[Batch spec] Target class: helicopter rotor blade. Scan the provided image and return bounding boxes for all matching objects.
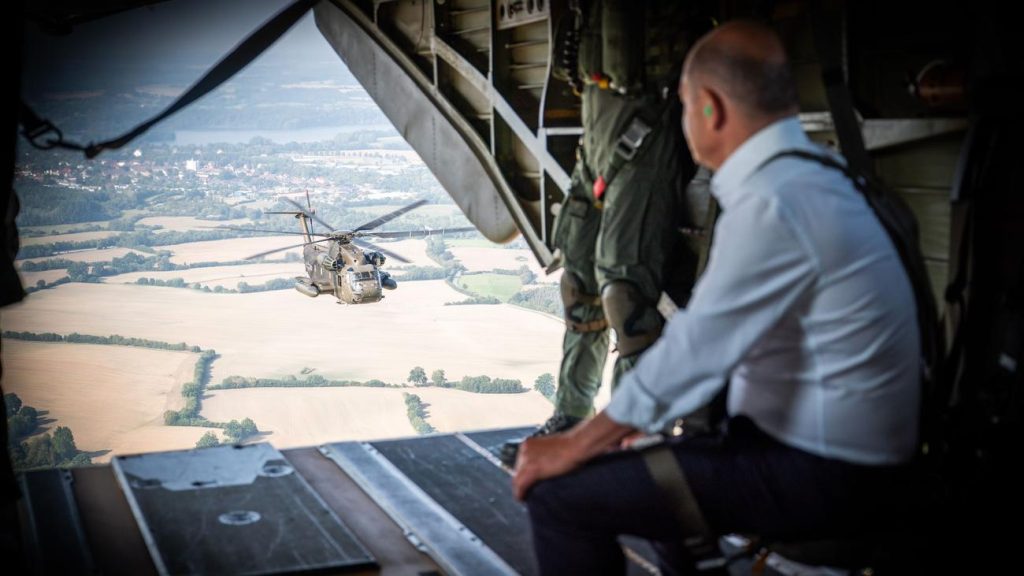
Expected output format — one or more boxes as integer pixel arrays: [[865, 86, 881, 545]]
[[244, 237, 333, 260], [281, 197, 338, 231], [351, 199, 428, 232], [355, 226, 478, 239], [199, 225, 331, 237], [305, 190, 315, 236], [352, 238, 411, 264]]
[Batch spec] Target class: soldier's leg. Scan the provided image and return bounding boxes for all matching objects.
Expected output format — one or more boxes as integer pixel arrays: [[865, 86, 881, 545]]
[[595, 123, 690, 387], [552, 159, 611, 414], [499, 162, 609, 466], [554, 272, 609, 419]]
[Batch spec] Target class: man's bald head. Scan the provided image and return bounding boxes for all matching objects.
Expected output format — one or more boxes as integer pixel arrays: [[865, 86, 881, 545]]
[[683, 21, 798, 120]]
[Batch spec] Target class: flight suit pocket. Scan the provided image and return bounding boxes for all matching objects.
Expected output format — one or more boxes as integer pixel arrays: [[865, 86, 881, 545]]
[[553, 167, 602, 285]]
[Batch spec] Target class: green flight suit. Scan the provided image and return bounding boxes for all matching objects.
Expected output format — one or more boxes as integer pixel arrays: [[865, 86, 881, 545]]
[[550, 0, 704, 418]]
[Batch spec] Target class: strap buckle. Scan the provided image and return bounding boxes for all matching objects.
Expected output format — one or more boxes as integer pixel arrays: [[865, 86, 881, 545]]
[[23, 119, 63, 151], [614, 117, 653, 161]]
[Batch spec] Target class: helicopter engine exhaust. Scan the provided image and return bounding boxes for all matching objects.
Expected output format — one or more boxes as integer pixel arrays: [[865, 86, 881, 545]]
[[294, 278, 320, 298]]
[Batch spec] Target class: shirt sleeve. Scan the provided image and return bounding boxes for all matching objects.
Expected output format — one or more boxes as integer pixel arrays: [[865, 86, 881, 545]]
[[606, 195, 820, 431]]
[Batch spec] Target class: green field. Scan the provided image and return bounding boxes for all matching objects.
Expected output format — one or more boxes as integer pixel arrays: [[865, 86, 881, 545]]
[[458, 273, 522, 302]]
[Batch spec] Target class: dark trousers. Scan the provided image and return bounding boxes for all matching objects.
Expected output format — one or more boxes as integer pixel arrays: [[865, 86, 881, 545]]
[[525, 416, 916, 575]]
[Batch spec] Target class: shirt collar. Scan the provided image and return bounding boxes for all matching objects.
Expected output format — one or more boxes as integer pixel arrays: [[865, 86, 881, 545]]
[[709, 116, 813, 210]]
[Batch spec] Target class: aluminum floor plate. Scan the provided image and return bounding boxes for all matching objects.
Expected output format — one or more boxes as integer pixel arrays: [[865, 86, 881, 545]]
[[112, 443, 374, 575]]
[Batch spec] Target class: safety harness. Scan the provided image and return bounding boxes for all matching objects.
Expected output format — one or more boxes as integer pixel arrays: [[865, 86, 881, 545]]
[[578, 100, 677, 213]]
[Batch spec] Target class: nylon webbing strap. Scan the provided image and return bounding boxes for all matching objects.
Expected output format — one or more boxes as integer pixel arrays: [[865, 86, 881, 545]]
[[591, 101, 676, 205], [695, 194, 720, 279], [810, 6, 873, 178], [20, 0, 320, 158], [642, 444, 714, 549], [566, 317, 608, 333]]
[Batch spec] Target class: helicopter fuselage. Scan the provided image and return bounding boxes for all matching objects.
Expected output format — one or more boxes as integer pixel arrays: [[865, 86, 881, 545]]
[[243, 199, 448, 305], [302, 240, 389, 304]]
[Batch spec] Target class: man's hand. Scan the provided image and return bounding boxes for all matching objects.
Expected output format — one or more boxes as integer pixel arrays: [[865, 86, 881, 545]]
[[512, 433, 585, 501], [512, 411, 636, 501]]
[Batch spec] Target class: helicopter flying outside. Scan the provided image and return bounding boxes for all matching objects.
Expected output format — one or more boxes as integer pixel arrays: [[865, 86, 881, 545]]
[[216, 195, 474, 305]]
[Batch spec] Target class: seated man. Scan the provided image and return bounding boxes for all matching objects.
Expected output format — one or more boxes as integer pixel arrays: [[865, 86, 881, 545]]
[[513, 20, 920, 575]]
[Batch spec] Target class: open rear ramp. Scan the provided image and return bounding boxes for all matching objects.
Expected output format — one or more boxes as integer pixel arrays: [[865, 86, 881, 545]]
[[15, 428, 691, 575]]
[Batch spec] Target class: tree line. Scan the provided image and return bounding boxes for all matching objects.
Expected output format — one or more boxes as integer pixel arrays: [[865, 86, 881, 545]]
[[5, 393, 91, 470], [210, 374, 399, 390], [508, 284, 563, 317], [403, 393, 436, 435], [164, 350, 217, 426], [20, 250, 299, 292], [135, 276, 293, 294], [194, 417, 259, 449], [2, 331, 203, 353], [406, 367, 527, 394]]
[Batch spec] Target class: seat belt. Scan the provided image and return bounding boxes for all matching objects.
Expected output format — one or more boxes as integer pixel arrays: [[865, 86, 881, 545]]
[[20, 0, 319, 158], [641, 443, 716, 556]]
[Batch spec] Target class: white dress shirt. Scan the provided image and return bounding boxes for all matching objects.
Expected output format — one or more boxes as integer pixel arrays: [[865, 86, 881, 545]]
[[606, 116, 920, 466]]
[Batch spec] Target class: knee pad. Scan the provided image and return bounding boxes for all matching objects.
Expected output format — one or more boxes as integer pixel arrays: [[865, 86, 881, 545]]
[[560, 272, 607, 333], [601, 281, 664, 357]]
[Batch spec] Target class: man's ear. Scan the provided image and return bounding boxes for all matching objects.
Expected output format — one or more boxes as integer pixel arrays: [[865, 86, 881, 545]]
[[703, 88, 726, 131]]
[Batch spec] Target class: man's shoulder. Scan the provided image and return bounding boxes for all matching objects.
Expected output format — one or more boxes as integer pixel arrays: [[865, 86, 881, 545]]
[[746, 147, 857, 202]]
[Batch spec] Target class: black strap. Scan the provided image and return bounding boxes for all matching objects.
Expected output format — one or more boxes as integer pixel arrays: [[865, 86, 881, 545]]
[[810, 6, 873, 178], [19, 0, 319, 158], [942, 118, 988, 408]]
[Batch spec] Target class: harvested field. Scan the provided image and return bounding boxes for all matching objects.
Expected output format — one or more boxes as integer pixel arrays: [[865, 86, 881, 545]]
[[160, 236, 303, 265], [0, 280, 564, 391], [0, 340, 201, 463], [106, 263, 299, 289], [201, 387, 417, 447]]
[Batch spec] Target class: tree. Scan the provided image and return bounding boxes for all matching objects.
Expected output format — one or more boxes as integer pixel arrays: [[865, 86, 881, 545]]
[[518, 265, 536, 285], [408, 366, 428, 386], [431, 369, 447, 387], [240, 418, 259, 437], [224, 420, 242, 442], [534, 373, 556, 400], [23, 434, 55, 469], [3, 393, 21, 417], [196, 431, 220, 448], [52, 426, 77, 462]]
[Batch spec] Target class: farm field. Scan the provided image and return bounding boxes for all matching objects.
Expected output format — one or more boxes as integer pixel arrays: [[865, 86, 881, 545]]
[[0, 340, 208, 463]]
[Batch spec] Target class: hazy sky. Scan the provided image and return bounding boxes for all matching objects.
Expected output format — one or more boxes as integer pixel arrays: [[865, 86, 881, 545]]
[[21, 0, 348, 93]]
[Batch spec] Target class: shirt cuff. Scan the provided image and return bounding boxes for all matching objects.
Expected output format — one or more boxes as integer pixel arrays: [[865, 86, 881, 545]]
[[605, 372, 664, 432]]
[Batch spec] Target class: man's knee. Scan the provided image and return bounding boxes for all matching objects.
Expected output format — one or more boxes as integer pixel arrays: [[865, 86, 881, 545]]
[[561, 272, 607, 333], [601, 280, 664, 357], [525, 476, 578, 529]]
